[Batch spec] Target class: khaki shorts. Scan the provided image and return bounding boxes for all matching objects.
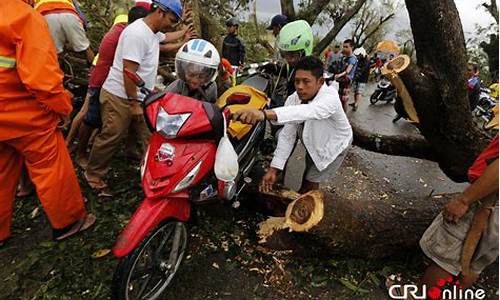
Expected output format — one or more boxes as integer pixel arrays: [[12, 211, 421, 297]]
[[44, 12, 90, 54], [419, 193, 499, 275], [304, 145, 350, 183], [352, 82, 366, 95]]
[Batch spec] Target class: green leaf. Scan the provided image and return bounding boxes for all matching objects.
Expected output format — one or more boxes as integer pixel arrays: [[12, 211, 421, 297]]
[[339, 278, 370, 294]]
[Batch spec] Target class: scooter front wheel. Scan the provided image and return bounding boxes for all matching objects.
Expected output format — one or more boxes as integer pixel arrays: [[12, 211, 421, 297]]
[[370, 93, 380, 104], [112, 221, 188, 300]]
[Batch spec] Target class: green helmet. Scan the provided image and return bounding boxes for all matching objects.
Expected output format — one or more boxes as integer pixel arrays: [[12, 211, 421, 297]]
[[277, 20, 314, 56]]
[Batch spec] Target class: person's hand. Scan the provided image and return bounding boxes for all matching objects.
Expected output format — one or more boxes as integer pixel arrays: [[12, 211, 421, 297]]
[[260, 168, 279, 192], [232, 109, 265, 125], [184, 26, 195, 41], [130, 101, 144, 122], [58, 115, 71, 129], [443, 196, 470, 223], [334, 74, 341, 80]]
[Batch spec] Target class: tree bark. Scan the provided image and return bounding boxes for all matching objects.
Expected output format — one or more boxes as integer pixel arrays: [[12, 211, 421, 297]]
[[400, 0, 491, 182], [280, 0, 296, 20], [247, 153, 456, 259], [351, 123, 436, 161], [313, 0, 366, 55]]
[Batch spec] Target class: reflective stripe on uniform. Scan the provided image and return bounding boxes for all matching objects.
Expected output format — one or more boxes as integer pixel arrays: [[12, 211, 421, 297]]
[[0, 56, 16, 68], [34, 0, 75, 10]]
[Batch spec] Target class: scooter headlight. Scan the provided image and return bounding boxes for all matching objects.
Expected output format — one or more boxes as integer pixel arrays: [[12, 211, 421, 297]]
[[156, 106, 191, 138], [172, 161, 202, 193]]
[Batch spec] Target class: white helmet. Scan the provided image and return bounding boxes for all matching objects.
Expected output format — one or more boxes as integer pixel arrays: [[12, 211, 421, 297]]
[[353, 47, 367, 57], [175, 39, 220, 87]]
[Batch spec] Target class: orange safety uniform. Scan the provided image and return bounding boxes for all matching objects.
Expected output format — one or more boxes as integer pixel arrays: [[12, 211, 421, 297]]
[[34, 0, 78, 16], [0, 0, 87, 241]]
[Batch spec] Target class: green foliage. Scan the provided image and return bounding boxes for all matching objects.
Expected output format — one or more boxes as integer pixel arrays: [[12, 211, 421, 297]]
[[238, 21, 273, 63], [78, 0, 133, 50]]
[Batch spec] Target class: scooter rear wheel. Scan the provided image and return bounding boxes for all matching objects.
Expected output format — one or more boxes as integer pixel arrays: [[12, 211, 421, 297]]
[[112, 221, 188, 300]]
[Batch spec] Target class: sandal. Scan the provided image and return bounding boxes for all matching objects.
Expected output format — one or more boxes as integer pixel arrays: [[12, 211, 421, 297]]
[[76, 155, 89, 170], [84, 171, 108, 189], [53, 214, 96, 241]]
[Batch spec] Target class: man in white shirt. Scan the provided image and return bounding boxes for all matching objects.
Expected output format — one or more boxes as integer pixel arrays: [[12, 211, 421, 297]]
[[233, 56, 352, 193], [84, 0, 184, 191]]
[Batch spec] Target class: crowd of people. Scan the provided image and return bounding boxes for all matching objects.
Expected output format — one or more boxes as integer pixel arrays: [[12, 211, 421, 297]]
[[0, 1, 497, 298]]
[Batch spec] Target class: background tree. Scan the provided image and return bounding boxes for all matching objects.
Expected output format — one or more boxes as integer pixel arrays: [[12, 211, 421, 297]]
[[478, 0, 499, 79], [349, 0, 398, 51]]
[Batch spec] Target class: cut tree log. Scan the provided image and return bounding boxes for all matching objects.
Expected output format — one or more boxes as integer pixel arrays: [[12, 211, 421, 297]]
[[247, 152, 458, 259], [257, 190, 325, 243]]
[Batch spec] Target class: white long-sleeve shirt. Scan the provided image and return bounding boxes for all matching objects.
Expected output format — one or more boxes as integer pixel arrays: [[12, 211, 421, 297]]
[[270, 84, 353, 171]]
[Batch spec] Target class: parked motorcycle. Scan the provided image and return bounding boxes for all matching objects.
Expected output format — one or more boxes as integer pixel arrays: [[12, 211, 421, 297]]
[[474, 88, 498, 126], [370, 76, 397, 104], [111, 70, 269, 300]]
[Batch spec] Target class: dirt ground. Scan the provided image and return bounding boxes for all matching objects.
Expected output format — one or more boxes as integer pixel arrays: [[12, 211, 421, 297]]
[[0, 144, 497, 300]]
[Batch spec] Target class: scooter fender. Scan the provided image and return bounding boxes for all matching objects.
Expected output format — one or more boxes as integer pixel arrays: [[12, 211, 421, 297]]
[[113, 195, 190, 257]]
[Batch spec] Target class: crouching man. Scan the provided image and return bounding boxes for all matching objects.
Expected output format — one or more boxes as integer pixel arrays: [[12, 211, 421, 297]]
[[233, 56, 352, 193]]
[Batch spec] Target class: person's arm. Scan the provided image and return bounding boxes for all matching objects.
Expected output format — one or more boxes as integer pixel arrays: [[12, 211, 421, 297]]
[[232, 89, 339, 125], [222, 37, 229, 60], [335, 63, 354, 79], [270, 122, 297, 171], [270, 90, 338, 124], [239, 38, 246, 66], [443, 159, 499, 223], [123, 59, 140, 100], [162, 26, 189, 42], [160, 41, 185, 53], [206, 82, 218, 103], [14, 10, 72, 116]]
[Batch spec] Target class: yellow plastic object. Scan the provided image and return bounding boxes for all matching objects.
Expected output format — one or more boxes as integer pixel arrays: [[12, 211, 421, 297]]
[[92, 54, 99, 66], [113, 14, 128, 25], [489, 83, 499, 98], [216, 85, 269, 140], [486, 104, 499, 130], [375, 40, 400, 54]]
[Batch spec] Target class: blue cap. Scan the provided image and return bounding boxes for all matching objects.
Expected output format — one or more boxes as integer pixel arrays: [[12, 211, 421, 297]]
[[152, 0, 183, 21], [267, 14, 288, 30]]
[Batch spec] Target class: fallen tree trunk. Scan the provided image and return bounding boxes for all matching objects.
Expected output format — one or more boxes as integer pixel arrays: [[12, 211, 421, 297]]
[[246, 152, 459, 259], [351, 122, 436, 161]]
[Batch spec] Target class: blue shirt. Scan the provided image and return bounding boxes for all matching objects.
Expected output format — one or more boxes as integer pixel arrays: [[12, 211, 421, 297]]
[[342, 55, 358, 80]]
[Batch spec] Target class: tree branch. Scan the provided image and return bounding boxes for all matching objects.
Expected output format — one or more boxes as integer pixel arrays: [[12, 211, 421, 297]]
[[357, 13, 395, 47], [351, 122, 437, 161], [296, 0, 331, 25], [313, 0, 367, 55], [482, 0, 499, 24]]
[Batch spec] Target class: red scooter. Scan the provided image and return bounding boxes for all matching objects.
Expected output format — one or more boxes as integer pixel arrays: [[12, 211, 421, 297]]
[[111, 70, 268, 300]]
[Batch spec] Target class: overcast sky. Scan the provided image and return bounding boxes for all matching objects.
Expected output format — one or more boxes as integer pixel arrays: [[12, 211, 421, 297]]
[[252, 0, 496, 40]]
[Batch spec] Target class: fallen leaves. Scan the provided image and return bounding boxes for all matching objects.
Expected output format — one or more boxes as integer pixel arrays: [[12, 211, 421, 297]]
[[91, 248, 111, 259]]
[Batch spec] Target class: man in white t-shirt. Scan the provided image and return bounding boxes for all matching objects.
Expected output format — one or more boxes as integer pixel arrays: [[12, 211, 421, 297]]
[[84, 0, 184, 192]]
